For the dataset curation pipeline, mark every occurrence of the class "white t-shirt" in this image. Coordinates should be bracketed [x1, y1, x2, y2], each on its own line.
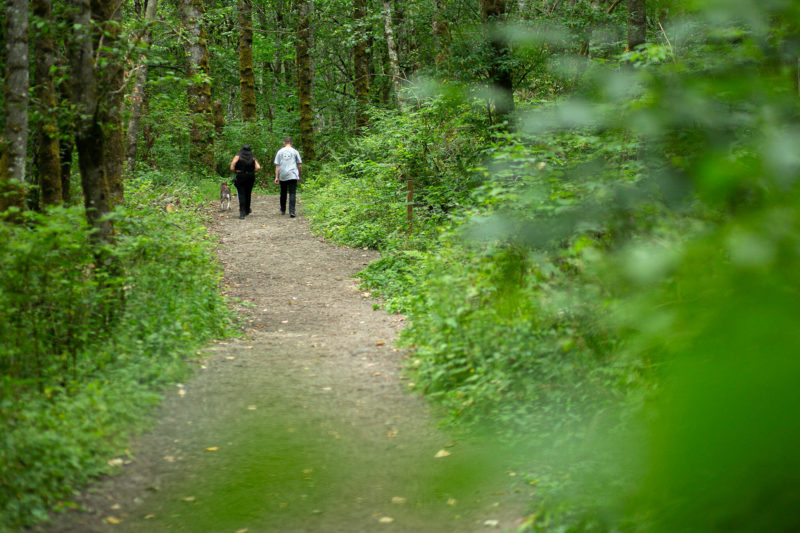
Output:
[274, 146, 302, 181]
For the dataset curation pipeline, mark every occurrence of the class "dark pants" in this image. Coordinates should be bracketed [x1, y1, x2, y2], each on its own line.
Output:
[279, 179, 298, 215]
[235, 173, 255, 216]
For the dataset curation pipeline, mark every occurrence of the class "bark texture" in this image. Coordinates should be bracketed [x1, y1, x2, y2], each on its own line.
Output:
[69, 0, 114, 243]
[238, 0, 257, 121]
[296, 0, 316, 161]
[180, 0, 215, 173]
[433, 0, 450, 70]
[481, 0, 514, 120]
[353, 0, 370, 130]
[2, 0, 30, 191]
[382, 0, 402, 106]
[126, 0, 160, 176]
[93, 0, 125, 205]
[33, 0, 63, 208]
[626, 0, 646, 51]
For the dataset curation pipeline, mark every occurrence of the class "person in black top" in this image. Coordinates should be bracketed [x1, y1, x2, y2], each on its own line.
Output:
[229, 145, 262, 219]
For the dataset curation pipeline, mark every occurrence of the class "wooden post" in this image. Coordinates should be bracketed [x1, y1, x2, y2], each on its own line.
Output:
[406, 177, 413, 234]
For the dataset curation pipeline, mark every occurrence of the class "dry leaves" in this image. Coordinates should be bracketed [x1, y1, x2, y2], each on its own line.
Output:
[205, 446, 219, 452]
[434, 449, 451, 459]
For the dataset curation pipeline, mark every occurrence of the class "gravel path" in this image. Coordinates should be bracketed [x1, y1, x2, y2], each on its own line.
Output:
[35, 194, 527, 533]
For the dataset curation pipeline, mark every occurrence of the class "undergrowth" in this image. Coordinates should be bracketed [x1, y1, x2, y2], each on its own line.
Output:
[0, 176, 235, 531]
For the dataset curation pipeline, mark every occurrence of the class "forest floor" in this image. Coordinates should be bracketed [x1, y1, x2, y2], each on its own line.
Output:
[34, 194, 530, 533]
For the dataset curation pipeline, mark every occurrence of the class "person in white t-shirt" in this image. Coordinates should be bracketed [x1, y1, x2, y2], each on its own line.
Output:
[273, 137, 302, 217]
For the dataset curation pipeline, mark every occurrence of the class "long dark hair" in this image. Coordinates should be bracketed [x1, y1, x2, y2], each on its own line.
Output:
[238, 145, 254, 165]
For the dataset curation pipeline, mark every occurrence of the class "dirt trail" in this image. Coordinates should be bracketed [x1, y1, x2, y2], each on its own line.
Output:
[38, 194, 527, 533]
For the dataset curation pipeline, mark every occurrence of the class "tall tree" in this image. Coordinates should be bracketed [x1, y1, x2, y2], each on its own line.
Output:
[433, 0, 450, 70]
[353, 0, 370, 129]
[1, 0, 30, 211]
[126, 0, 160, 176]
[238, 0, 256, 121]
[626, 0, 646, 51]
[481, 0, 514, 120]
[69, 0, 114, 243]
[180, 0, 215, 173]
[32, 0, 62, 208]
[296, 0, 316, 161]
[92, 0, 125, 205]
[382, 0, 402, 106]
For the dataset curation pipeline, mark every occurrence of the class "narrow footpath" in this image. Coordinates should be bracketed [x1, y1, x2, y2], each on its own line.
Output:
[38, 194, 527, 533]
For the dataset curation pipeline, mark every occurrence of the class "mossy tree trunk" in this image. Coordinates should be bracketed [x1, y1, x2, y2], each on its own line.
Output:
[33, 0, 62, 209]
[93, 0, 125, 206]
[353, 0, 370, 130]
[126, 0, 159, 176]
[382, 0, 402, 107]
[626, 0, 646, 51]
[481, 0, 514, 121]
[180, 0, 215, 174]
[433, 0, 450, 71]
[1, 0, 30, 213]
[238, 0, 256, 121]
[69, 0, 114, 243]
[296, 0, 315, 161]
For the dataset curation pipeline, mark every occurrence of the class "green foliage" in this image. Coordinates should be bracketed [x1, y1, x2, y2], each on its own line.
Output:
[304, 93, 491, 249]
[0, 178, 234, 531]
[309, 2, 800, 531]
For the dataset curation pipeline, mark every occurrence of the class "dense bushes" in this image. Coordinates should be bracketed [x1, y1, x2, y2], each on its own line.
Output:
[305, 3, 800, 530]
[0, 178, 234, 531]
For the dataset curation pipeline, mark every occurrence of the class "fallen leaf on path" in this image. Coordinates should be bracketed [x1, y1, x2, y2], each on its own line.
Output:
[386, 429, 398, 438]
[163, 456, 175, 462]
[177, 389, 186, 397]
[105, 516, 121, 524]
[181, 496, 196, 502]
[281, 320, 289, 324]
[225, 356, 236, 361]
[484, 519, 500, 527]
[235, 529, 249, 533]
[247, 405, 257, 411]
[107, 458, 123, 467]
[447, 498, 457, 506]
[378, 517, 395, 524]
[205, 446, 219, 452]
[434, 449, 451, 459]
[391, 496, 407, 504]
[144, 514, 155, 520]
[110, 504, 121, 510]
[376, 341, 385, 346]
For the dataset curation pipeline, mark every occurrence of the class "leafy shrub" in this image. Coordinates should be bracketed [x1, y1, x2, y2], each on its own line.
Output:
[0, 177, 234, 531]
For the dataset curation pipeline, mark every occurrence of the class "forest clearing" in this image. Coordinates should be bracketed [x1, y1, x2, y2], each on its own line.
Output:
[2, 0, 800, 531]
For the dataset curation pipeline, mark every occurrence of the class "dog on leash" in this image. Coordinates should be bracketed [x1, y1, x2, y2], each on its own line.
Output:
[220, 182, 232, 211]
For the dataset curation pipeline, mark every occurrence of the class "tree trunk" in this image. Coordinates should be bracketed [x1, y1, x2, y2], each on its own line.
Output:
[93, 0, 124, 206]
[1, 0, 30, 210]
[353, 0, 370, 130]
[58, 67, 74, 204]
[33, 0, 63, 208]
[481, 0, 514, 121]
[433, 0, 449, 70]
[626, 0, 646, 51]
[382, 0, 402, 106]
[180, 0, 215, 174]
[125, 0, 159, 176]
[238, 0, 256, 121]
[296, 0, 316, 161]
[69, 0, 114, 243]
